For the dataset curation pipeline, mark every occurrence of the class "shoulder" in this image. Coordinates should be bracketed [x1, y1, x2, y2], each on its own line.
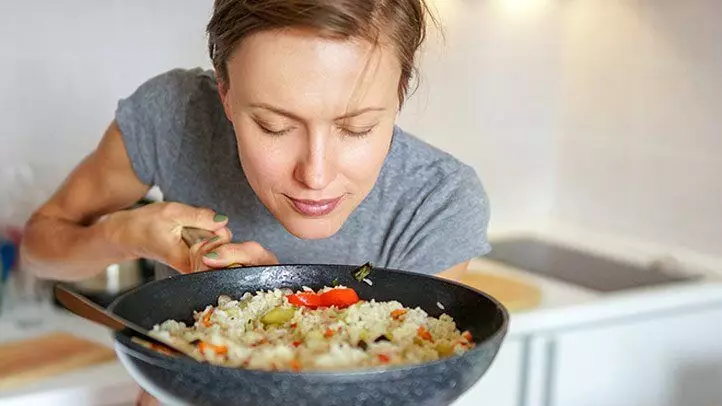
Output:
[383, 127, 484, 198]
[119, 67, 218, 113]
[114, 67, 223, 187]
[371, 127, 491, 274]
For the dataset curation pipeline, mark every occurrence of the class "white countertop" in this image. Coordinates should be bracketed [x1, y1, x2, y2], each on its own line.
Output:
[2, 224, 722, 405]
[476, 223, 722, 337]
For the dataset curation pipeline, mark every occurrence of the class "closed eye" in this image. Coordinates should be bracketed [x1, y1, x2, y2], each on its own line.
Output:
[340, 125, 376, 138]
[255, 120, 294, 136]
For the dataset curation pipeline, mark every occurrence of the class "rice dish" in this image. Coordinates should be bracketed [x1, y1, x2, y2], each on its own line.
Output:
[149, 286, 474, 372]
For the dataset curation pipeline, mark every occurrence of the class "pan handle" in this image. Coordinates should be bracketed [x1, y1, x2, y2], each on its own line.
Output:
[180, 227, 216, 248]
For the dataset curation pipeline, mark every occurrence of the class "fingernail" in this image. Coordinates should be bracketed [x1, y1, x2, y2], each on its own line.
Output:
[204, 251, 220, 259]
[213, 213, 228, 222]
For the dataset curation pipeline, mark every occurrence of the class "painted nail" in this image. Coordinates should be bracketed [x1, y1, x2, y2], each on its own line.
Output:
[213, 213, 228, 222]
[204, 251, 220, 259]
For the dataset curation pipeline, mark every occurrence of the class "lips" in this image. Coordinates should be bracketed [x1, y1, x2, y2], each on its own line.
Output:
[287, 196, 343, 217]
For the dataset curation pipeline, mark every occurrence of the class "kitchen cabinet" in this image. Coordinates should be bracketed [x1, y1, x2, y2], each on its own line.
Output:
[547, 306, 722, 406]
[454, 337, 524, 406]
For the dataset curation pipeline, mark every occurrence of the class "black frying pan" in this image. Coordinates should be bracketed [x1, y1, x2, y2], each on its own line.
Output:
[107, 264, 508, 406]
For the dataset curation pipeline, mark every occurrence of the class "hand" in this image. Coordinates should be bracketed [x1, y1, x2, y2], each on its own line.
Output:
[135, 388, 159, 406]
[189, 238, 279, 272]
[107, 202, 231, 273]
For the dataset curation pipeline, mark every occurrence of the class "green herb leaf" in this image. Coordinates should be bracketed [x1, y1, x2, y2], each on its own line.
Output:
[353, 262, 373, 282]
[331, 278, 339, 287]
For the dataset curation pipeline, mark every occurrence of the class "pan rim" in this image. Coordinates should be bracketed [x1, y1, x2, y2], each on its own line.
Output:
[109, 262, 509, 377]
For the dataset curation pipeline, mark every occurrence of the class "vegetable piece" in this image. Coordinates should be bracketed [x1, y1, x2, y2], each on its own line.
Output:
[319, 288, 359, 308]
[197, 341, 228, 355]
[331, 278, 339, 287]
[461, 331, 473, 342]
[290, 359, 302, 371]
[378, 354, 390, 364]
[201, 309, 213, 327]
[287, 292, 322, 309]
[353, 262, 373, 281]
[390, 309, 407, 320]
[436, 342, 454, 357]
[324, 328, 335, 338]
[307, 330, 324, 341]
[417, 326, 432, 341]
[261, 307, 296, 326]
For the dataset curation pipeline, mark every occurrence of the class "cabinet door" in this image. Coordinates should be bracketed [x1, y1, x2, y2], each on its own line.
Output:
[454, 337, 524, 406]
[549, 306, 722, 406]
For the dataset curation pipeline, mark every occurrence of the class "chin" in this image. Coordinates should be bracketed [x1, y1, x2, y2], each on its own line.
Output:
[279, 216, 346, 240]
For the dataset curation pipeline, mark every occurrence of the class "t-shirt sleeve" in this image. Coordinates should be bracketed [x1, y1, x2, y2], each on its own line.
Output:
[394, 165, 492, 275]
[114, 68, 194, 188]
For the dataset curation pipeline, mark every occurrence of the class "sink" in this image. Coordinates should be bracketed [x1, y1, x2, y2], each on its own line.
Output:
[484, 236, 699, 292]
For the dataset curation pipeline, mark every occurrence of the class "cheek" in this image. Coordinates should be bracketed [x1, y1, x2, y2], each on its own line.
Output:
[236, 132, 296, 191]
[337, 128, 393, 186]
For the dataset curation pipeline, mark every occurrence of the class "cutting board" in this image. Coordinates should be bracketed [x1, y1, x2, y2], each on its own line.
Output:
[0, 332, 117, 390]
[459, 272, 542, 312]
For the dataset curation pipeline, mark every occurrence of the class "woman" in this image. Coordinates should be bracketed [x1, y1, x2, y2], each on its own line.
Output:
[23, 0, 490, 403]
[23, 0, 490, 283]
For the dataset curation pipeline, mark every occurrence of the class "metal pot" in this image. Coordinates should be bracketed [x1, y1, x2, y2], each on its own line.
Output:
[71, 259, 145, 295]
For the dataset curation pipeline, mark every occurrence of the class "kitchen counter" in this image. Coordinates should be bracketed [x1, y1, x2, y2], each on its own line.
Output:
[0, 308, 137, 406]
[477, 222, 722, 337]
[2, 224, 721, 405]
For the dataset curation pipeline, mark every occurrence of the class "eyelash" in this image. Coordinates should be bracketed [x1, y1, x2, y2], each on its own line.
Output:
[340, 126, 375, 138]
[256, 121, 293, 137]
[255, 120, 376, 138]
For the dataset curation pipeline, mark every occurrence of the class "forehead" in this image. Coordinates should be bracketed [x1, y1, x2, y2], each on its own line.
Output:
[225, 28, 402, 116]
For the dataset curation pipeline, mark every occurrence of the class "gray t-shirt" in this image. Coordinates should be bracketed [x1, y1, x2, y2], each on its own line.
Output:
[115, 68, 491, 278]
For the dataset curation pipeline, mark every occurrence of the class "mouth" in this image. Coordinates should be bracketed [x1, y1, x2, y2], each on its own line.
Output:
[286, 195, 344, 217]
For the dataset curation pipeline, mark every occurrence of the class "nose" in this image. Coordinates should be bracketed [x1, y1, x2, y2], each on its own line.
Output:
[293, 128, 337, 190]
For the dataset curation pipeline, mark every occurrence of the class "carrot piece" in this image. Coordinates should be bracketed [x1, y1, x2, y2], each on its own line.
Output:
[417, 326, 432, 341]
[461, 331, 473, 342]
[378, 354, 390, 364]
[197, 341, 228, 355]
[324, 328, 335, 338]
[292, 341, 302, 347]
[290, 359, 302, 371]
[390, 309, 408, 320]
[201, 309, 214, 327]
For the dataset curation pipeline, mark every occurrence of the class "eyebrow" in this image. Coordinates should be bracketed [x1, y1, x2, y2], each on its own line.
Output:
[249, 103, 386, 121]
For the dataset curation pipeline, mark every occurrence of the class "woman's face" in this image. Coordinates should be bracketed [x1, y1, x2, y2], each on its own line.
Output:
[219, 28, 402, 240]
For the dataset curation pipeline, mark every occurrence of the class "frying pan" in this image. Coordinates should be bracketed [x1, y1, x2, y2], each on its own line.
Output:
[105, 226, 508, 405]
[107, 263, 508, 406]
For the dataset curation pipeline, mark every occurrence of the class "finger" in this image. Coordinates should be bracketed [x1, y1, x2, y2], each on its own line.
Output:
[188, 232, 232, 272]
[161, 202, 229, 232]
[216, 226, 233, 242]
[202, 241, 278, 268]
[166, 242, 194, 274]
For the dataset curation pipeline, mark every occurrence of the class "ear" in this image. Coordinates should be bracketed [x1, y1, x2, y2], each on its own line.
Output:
[217, 79, 234, 122]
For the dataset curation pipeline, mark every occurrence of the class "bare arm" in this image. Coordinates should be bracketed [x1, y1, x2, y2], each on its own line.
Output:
[21, 121, 150, 281]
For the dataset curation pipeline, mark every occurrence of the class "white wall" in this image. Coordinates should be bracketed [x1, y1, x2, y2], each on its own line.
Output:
[555, 0, 722, 257]
[0, 0, 214, 221]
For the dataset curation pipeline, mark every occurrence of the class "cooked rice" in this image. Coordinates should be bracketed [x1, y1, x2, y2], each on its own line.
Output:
[149, 286, 474, 372]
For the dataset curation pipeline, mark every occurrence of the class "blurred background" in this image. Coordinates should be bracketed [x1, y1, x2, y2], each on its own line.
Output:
[1, 1, 720, 405]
